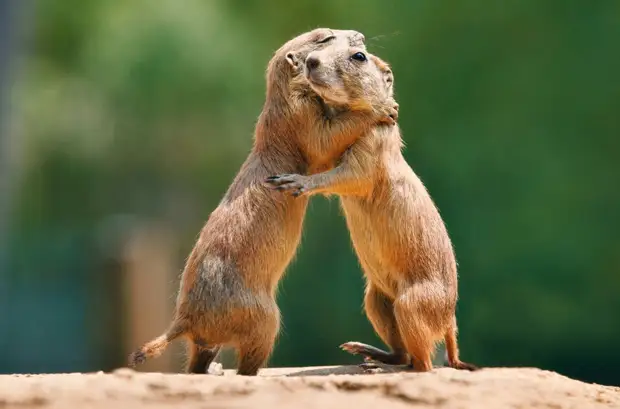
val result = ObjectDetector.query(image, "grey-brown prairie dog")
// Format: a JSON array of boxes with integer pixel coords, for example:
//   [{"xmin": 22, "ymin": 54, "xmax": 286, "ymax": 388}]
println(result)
[
  {"xmin": 127, "ymin": 28, "xmax": 398, "ymax": 376},
  {"xmin": 266, "ymin": 50, "xmax": 477, "ymax": 372}
]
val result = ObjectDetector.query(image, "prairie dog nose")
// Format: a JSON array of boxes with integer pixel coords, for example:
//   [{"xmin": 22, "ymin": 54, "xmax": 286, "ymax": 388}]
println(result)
[{"xmin": 306, "ymin": 55, "xmax": 320, "ymax": 71}]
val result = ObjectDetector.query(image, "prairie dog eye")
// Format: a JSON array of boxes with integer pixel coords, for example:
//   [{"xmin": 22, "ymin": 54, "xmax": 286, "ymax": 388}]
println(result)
[
  {"xmin": 351, "ymin": 52, "xmax": 367, "ymax": 62},
  {"xmin": 316, "ymin": 35, "xmax": 335, "ymax": 44}
]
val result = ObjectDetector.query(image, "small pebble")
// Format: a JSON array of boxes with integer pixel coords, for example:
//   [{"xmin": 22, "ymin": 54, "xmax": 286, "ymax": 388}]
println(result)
[
  {"xmin": 207, "ymin": 362, "xmax": 224, "ymax": 376},
  {"xmin": 112, "ymin": 368, "xmax": 136, "ymax": 378}
]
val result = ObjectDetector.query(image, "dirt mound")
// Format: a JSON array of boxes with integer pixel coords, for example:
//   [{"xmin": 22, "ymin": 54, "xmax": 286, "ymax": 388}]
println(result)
[{"xmin": 0, "ymin": 365, "xmax": 618, "ymax": 409}]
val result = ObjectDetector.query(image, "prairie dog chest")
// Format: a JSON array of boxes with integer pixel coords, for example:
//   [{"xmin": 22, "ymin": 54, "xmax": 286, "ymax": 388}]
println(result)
[{"xmin": 340, "ymin": 196, "xmax": 401, "ymax": 297}]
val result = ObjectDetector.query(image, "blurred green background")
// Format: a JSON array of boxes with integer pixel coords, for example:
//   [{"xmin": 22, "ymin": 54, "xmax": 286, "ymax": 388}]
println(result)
[{"xmin": 1, "ymin": 0, "xmax": 618, "ymax": 385}]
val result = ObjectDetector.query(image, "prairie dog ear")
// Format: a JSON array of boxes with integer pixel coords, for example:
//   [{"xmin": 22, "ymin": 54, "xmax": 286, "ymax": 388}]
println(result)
[
  {"xmin": 384, "ymin": 67, "xmax": 394, "ymax": 89},
  {"xmin": 286, "ymin": 52, "xmax": 300, "ymax": 69},
  {"xmin": 370, "ymin": 55, "xmax": 393, "ymax": 83}
]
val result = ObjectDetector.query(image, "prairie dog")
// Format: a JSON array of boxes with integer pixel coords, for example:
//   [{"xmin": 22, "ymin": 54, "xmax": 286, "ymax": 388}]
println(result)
[
  {"xmin": 127, "ymin": 29, "xmax": 398, "ymax": 376},
  {"xmin": 266, "ymin": 52, "xmax": 476, "ymax": 372}
]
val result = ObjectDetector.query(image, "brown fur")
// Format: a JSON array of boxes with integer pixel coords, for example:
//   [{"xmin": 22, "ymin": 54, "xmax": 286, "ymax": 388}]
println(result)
[
  {"xmin": 266, "ymin": 53, "xmax": 477, "ymax": 372},
  {"xmin": 127, "ymin": 28, "xmax": 398, "ymax": 376}
]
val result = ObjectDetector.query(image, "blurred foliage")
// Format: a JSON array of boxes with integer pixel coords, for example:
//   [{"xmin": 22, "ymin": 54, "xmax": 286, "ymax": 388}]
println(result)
[{"xmin": 1, "ymin": 0, "xmax": 619, "ymax": 385}]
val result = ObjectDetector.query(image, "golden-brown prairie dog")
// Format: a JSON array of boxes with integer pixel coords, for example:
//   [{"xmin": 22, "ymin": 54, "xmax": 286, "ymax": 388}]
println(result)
[{"xmin": 266, "ymin": 51, "xmax": 476, "ymax": 372}]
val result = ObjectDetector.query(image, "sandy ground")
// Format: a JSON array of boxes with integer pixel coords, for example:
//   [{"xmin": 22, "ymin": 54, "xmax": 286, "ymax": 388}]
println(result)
[{"xmin": 0, "ymin": 365, "xmax": 618, "ymax": 409}]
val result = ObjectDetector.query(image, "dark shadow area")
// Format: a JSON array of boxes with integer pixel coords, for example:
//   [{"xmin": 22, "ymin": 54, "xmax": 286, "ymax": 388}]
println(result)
[{"xmin": 285, "ymin": 363, "xmax": 415, "ymax": 377}]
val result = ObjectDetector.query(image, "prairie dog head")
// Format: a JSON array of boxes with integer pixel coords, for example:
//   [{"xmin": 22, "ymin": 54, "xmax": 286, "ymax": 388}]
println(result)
[
  {"xmin": 302, "ymin": 44, "xmax": 395, "ymax": 111},
  {"xmin": 282, "ymin": 28, "xmax": 366, "ymax": 71},
  {"xmin": 266, "ymin": 29, "xmax": 366, "ymax": 97}
]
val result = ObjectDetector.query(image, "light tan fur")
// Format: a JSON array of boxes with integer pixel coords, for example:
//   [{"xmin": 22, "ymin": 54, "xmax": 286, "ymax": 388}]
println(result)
[
  {"xmin": 127, "ymin": 28, "xmax": 398, "ymax": 376},
  {"xmin": 266, "ymin": 52, "xmax": 476, "ymax": 372}
]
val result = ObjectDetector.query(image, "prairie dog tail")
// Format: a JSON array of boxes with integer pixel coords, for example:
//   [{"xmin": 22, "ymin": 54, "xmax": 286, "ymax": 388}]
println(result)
[{"xmin": 128, "ymin": 322, "xmax": 186, "ymax": 367}]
